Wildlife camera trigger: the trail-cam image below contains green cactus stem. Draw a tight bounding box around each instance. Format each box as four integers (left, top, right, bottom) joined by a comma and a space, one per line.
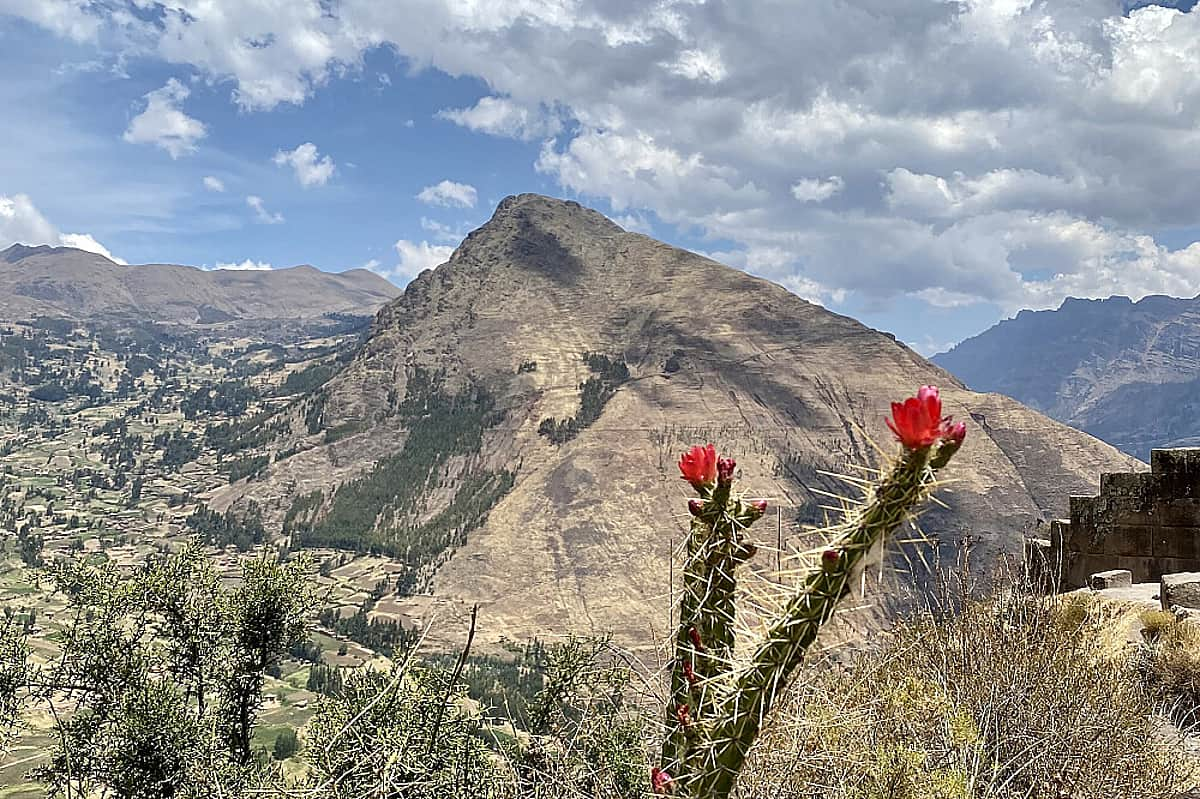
659, 428, 962, 799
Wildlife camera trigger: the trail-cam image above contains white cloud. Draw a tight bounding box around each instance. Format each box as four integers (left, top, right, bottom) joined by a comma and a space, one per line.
122, 78, 206, 158
0, 0, 102, 42
246, 195, 284, 224
419, 217, 471, 243
272, 142, 335, 187
438, 96, 560, 140
202, 175, 226, 192
0, 193, 125, 263
0, 193, 58, 247
18, 0, 1200, 320
370, 239, 454, 285
416, 180, 477, 209
215, 259, 273, 270
59, 233, 127, 264
791, 176, 844, 204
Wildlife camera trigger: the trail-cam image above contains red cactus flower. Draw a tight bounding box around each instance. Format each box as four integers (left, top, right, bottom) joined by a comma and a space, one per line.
651, 766, 675, 795
679, 444, 718, 490
886, 385, 965, 451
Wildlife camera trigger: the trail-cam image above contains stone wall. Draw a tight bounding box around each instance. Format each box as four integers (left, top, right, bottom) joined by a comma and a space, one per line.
1054, 448, 1200, 587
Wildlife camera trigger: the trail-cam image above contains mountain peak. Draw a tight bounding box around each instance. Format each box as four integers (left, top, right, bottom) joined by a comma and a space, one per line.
2, 243, 63, 263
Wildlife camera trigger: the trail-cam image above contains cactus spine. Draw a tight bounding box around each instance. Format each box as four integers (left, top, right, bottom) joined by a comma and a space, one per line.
658, 386, 965, 798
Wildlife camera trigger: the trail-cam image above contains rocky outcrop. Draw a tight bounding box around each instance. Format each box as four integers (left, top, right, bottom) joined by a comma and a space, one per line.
934, 295, 1200, 459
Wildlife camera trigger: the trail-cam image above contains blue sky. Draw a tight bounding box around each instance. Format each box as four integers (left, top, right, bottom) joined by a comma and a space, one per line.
5, 1, 1200, 355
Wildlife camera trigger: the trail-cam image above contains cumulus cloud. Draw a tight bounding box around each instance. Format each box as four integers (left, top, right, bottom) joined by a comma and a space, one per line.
246, 195, 284, 224
416, 180, 477, 209
59, 232, 127, 264
0, 193, 125, 263
17, 0, 1200, 319
369, 239, 454, 285
202, 175, 225, 192
791, 176, 844, 204
122, 78, 206, 158
272, 142, 335, 187
437, 96, 560, 140
215, 259, 273, 270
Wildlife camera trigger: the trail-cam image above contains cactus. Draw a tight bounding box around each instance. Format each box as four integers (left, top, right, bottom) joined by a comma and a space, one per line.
657, 385, 966, 798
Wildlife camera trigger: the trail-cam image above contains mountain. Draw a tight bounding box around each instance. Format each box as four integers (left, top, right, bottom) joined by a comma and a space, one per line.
212, 194, 1140, 648
0, 244, 399, 323
933, 295, 1200, 459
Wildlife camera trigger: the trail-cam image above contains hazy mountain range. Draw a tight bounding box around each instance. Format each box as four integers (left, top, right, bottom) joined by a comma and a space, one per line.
0, 243, 399, 323
934, 295, 1200, 460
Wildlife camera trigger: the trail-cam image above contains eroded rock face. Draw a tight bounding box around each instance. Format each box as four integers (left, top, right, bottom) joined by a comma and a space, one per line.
225, 194, 1141, 649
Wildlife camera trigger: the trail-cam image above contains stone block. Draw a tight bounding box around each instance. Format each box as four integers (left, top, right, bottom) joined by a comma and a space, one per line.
1104, 524, 1154, 556
1153, 498, 1200, 527
1152, 448, 1200, 475
1152, 526, 1200, 560
1161, 571, 1200, 611
1089, 569, 1133, 590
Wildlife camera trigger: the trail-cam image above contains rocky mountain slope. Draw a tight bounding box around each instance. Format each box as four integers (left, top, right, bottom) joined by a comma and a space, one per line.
933, 295, 1200, 459
0, 244, 399, 323
214, 194, 1141, 648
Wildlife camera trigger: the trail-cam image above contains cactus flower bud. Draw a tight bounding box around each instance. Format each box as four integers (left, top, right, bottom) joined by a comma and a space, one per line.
675, 703, 693, 728
944, 420, 966, 446
717, 457, 736, 484
682, 659, 699, 688
821, 548, 840, 572
679, 444, 718, 491
751, 499, 768, 514
688, 499, 705, 517
651, 767, 675, 795
688, 626, 706, 652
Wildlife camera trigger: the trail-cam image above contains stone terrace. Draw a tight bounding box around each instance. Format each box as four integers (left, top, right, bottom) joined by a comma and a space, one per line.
1053, 448, 1200, 587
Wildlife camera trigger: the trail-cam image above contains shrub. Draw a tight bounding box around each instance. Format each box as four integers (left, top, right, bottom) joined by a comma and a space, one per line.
741, 587, 1197, 799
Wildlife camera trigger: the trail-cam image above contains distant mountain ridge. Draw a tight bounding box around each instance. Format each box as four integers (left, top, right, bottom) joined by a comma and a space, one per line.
0, 244, 399, 323
933, 294, 1200, 459
210, 194, 1140, 648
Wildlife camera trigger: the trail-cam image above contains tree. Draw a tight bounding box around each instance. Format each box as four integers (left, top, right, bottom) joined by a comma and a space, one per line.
273, 727, 300, 760
18, 542, 318, 796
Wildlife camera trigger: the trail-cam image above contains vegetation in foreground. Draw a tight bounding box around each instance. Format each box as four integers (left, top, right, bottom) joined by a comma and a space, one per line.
0, 385, 1192, 797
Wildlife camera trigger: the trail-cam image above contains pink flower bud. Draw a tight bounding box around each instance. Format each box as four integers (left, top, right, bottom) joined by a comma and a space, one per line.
651, 767, 675, 795
717, 457, 736, 483
944, 420, 966, 446
688, 499, 705, 517
821, 549, 840, 572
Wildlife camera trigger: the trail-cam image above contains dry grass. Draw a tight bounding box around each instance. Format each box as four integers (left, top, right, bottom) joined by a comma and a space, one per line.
1138, 609, 1200, 730
738, 589, 1197, 799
